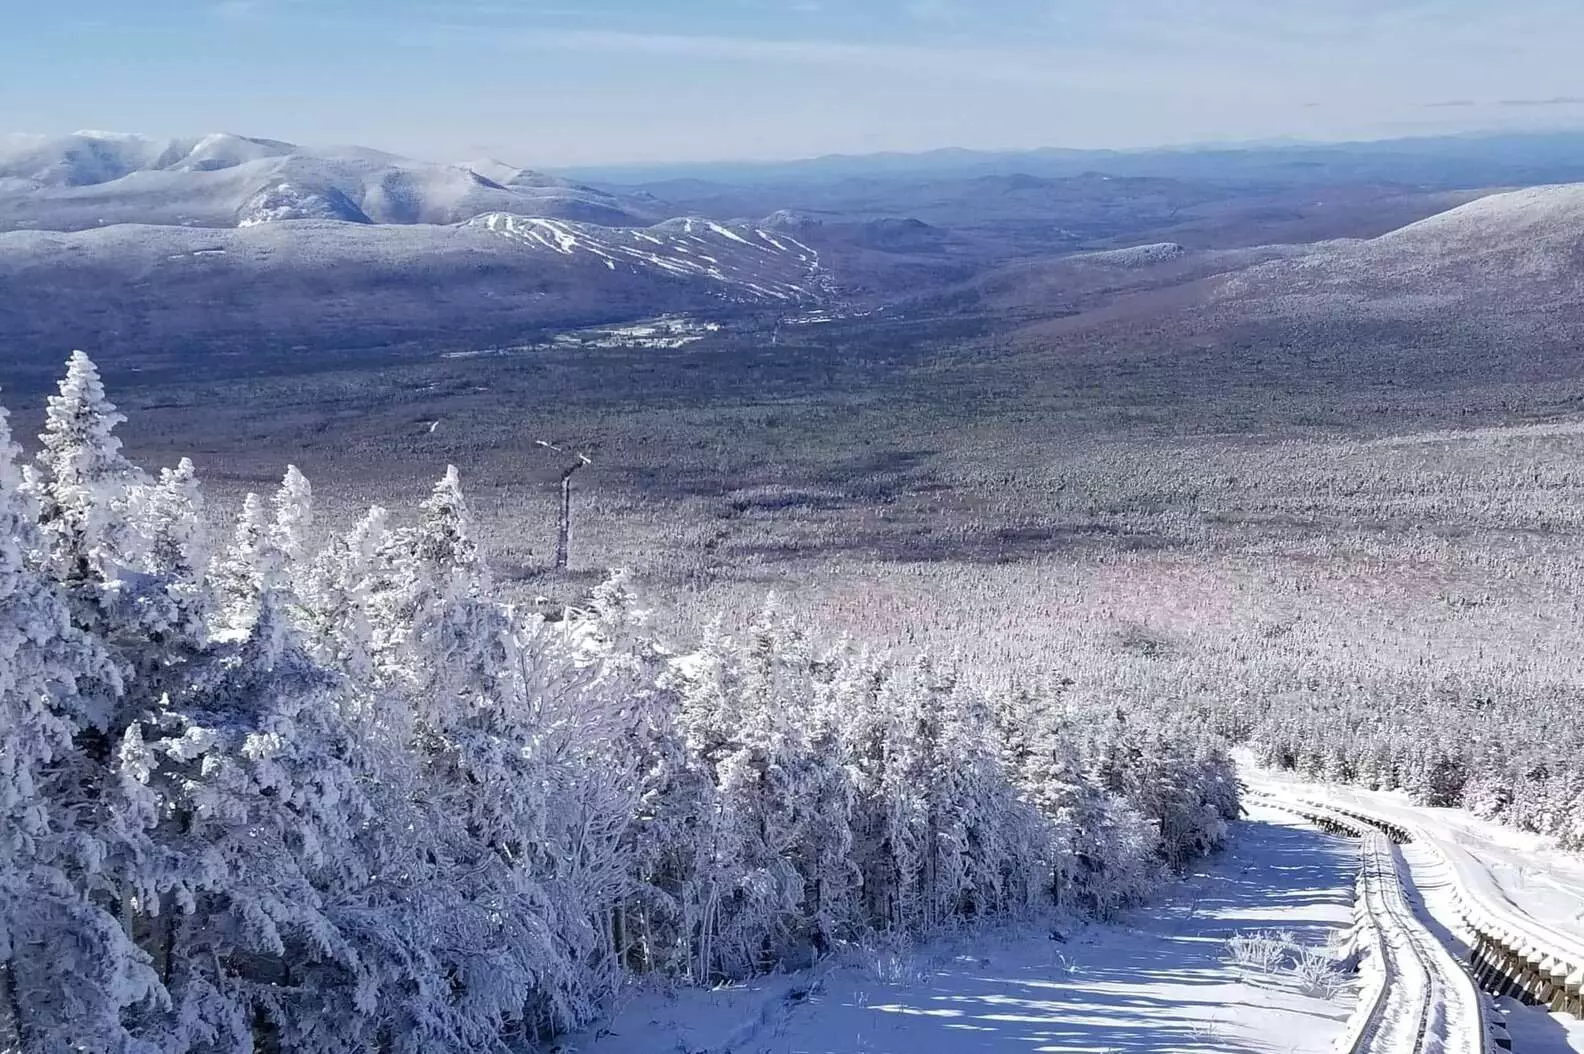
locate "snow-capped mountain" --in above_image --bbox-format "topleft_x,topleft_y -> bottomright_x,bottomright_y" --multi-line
0,130 -> 659,231
0,131 -> 831,366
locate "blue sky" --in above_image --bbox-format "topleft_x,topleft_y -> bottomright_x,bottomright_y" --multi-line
6,1 -> 1583,165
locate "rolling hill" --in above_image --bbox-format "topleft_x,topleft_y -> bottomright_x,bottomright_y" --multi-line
1214,183 -> 1584,313
0,212 -> 822,385
968,182 -> 1584,429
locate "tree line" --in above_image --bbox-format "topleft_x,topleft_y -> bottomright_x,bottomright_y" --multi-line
1248,679 -> 1584,850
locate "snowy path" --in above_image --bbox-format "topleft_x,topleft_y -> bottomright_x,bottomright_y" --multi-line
1311,788 -> 1584,954
1348,832 -> 1484,1054
1248,765 -> 1584,1053
569,806 -> 1355,1054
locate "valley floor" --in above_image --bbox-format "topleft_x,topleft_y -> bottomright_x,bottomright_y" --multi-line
569,804 -> 1355,1054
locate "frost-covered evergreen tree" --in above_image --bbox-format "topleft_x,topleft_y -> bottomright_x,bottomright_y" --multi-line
271,465 -> 313,566
299,505 -> 393,684
0,393 -> 155,1053
119,622 -> 373,1053
0,357 -> 1250,1052
117,457 -> 211,696
211,491 -> 272,639
25,351 -> 144,594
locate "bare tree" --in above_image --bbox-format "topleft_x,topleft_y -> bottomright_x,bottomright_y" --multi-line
536,440 -> 592,571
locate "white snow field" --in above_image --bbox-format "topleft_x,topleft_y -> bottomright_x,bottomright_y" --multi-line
1248,766 -> 1584,1053
567,804 -> 1356,1054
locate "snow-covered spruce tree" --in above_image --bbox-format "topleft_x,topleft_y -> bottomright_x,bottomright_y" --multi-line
7,362 -> 244,1054
993,686 -> 1107,912
116,457 -> 212,700
1085,708 -> 1237,874
1001,687 -> 1183,915
357,467 -> 629,1042
1,390 -> 158,1052
741,617 -> 870,965
654,606 -> 871,981
206,466 -> 314,644
787,643 -> 866,956
21,353 -> 149,747
656,602 -> 805,979
660,613 -> 1089,978
564,572 -> 714,979
120,532 -> 380,1054
210,492 -> 272,640
270,465 -> 313,571
640,616 -> 738,982
860,659 -> 1048,934
298,504 -> 394,685
23,352 -> 146,606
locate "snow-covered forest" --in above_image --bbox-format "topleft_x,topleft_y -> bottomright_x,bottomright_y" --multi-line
1246,679 -> 1584,849
0,353 -> 1238,1052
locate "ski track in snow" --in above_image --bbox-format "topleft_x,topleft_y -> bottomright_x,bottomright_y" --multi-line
571,805 -> 1355,1054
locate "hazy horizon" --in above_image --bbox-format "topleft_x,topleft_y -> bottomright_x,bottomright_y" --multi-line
8,123 -> 1584,179
8,0 -> 1584,167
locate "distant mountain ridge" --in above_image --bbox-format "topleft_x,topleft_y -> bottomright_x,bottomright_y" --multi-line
0,210 -> 824,383
0,130 -> 662,232
553,130 -> 1584,190
9,128 -> 1581,400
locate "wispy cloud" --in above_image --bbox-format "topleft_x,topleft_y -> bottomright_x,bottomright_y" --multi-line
1497,95 -> 1584,107
211,0 -> 261,18
208,0 -> 326,21
904,0 -> 959,24
1420,95 -> 1584,109
400,25 -> 1114,89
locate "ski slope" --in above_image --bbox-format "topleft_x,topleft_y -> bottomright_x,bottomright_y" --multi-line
467,213 -> 819,299
567,804 -> 1357,1054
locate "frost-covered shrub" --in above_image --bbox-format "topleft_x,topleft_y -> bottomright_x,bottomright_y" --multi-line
1225,930 -> 1346,998
855,938 -> 932,988
1225,930 -> 1294,975
1290,947 -> 1348,999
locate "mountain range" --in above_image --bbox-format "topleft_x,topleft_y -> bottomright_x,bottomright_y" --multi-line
0,132 -> 838,376
553,130 -> 1584,189
5,129 -> 1584,410
0,130 -> 662,230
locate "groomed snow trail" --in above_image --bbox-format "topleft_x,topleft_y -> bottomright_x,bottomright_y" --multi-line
1250,763 -> 1584,1053
1351,832 -> 1484,1054
570,805 -> 1356,1054
1315,788 -> 1584,956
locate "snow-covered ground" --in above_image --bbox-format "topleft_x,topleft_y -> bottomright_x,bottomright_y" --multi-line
1246,763 -> 1584,1053
565,805 -> 1357,1054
